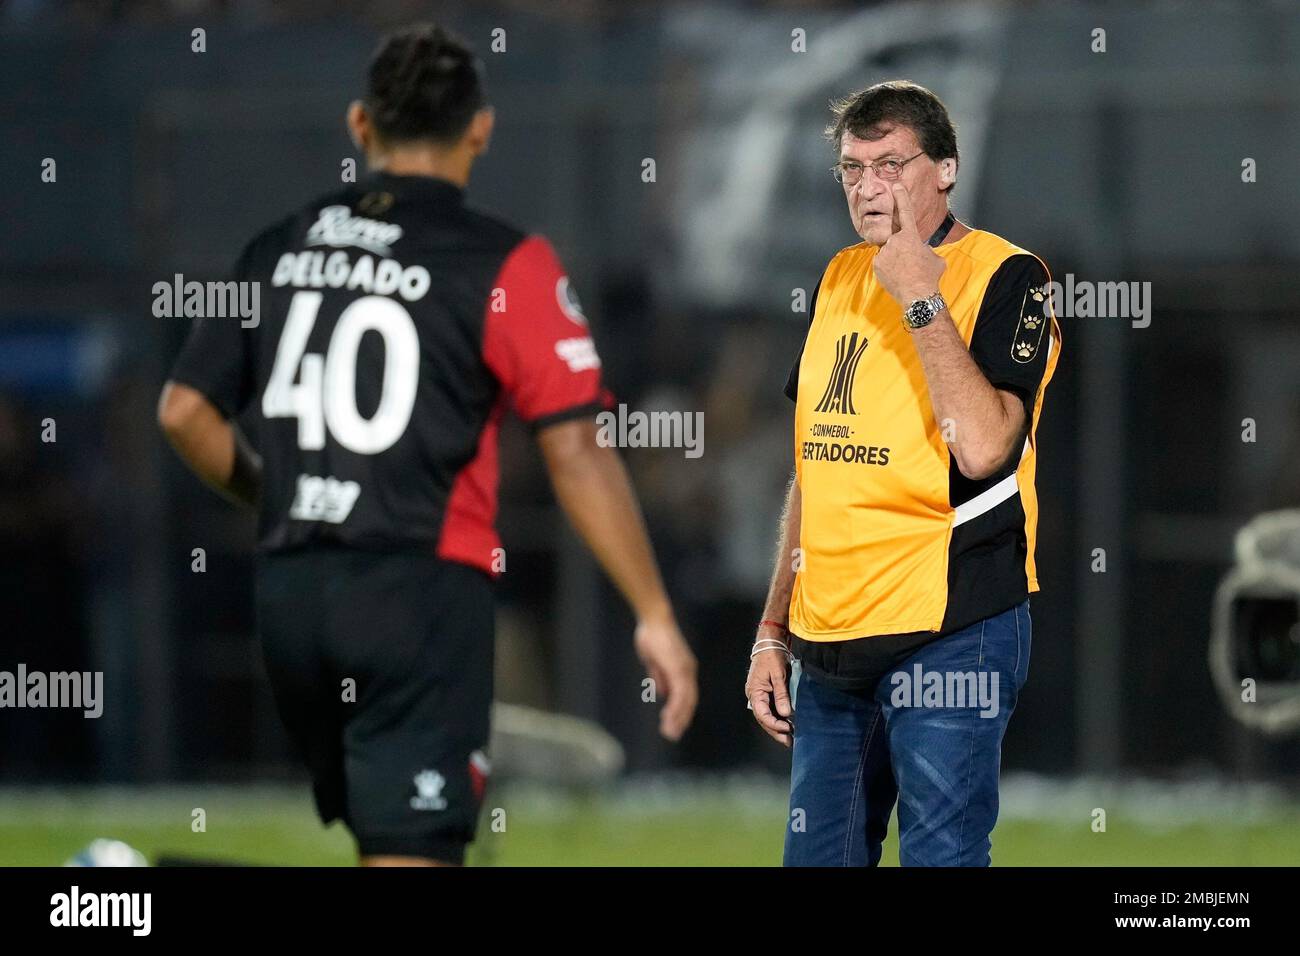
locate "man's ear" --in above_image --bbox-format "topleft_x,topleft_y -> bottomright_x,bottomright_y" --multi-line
466,106 -> 495,157
347,100 -> 371,153
939,157 -> 957,188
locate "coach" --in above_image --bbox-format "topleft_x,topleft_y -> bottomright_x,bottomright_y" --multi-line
745,81 -> 1061,866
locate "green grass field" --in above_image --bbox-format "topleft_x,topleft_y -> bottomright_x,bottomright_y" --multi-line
2,775 -> 1297,866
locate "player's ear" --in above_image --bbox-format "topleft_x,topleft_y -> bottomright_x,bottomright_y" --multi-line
346,100 -> 372,153
466,106 -> 494,157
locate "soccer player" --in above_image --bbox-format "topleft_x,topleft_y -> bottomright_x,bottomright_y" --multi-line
745,81 -> 1061,866
158,23 -> 697,866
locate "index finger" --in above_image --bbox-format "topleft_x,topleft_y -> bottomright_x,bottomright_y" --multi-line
749,688 -> 792,736
890,182 -> 918,235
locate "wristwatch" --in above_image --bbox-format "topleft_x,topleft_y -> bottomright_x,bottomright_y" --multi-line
902,292 -> 947,330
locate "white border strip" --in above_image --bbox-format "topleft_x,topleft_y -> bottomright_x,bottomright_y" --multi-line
952,472 -> 1020,527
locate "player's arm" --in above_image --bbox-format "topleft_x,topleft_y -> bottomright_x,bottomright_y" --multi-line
159,237 -> 266,507
745,474 -> 798,747
536,418 -> 697,741
158,381 -> 262,509
489,235 -> 697,741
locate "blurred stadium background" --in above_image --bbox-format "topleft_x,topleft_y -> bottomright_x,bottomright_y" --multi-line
1,0 -> 1298,865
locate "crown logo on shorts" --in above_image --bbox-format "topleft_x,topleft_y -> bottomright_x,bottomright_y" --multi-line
410,769 -> 449,811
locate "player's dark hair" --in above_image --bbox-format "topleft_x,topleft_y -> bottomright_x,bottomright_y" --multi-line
364,23 -> 487,146
825,80 -> 958,185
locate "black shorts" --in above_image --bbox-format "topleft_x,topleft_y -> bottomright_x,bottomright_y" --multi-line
254,545 -> 495,863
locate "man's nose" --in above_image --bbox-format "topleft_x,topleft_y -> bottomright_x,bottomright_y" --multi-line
854,171 -> 888,202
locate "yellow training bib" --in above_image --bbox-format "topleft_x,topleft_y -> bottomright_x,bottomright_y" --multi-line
790,229 -> 1060,640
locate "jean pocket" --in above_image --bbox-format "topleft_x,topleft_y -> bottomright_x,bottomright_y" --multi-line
1015,601 -> 1032,689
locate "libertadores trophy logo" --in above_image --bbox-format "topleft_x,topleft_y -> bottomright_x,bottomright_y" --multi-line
814,332 -> 869,414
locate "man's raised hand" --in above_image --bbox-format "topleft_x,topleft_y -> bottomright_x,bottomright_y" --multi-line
874,182 -> 946,306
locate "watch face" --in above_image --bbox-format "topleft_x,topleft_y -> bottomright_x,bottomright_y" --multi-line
905,294 -> 943,328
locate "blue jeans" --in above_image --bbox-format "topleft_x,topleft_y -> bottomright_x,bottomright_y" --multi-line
783,600 -> 1031,866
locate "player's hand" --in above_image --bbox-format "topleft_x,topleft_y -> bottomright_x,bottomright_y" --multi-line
746,626 -> 793,748
634,615 -> 698,742
873,182 -> 946,307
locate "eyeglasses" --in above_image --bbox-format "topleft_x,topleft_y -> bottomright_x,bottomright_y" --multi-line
831,150 -> 926,186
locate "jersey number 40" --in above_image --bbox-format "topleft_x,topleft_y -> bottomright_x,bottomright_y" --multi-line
262,291 -> 419,454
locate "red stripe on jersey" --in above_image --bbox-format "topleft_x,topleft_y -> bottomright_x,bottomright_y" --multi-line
436,397 -> 506,575
481,234 -> 607,424
438,234 -> 608,576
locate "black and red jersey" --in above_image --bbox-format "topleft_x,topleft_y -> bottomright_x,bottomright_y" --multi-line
169,172 -> 612,574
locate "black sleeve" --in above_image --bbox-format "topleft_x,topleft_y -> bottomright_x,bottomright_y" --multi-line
168,240 -> 260,419
968,254 -> 1052,414
783,278 -> 822,403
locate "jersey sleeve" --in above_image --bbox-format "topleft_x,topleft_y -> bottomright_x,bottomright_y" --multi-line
167,241 -> 258,419
482,235 -> 613,428
967,254 -> 1053,412
783,278 -> 822,403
